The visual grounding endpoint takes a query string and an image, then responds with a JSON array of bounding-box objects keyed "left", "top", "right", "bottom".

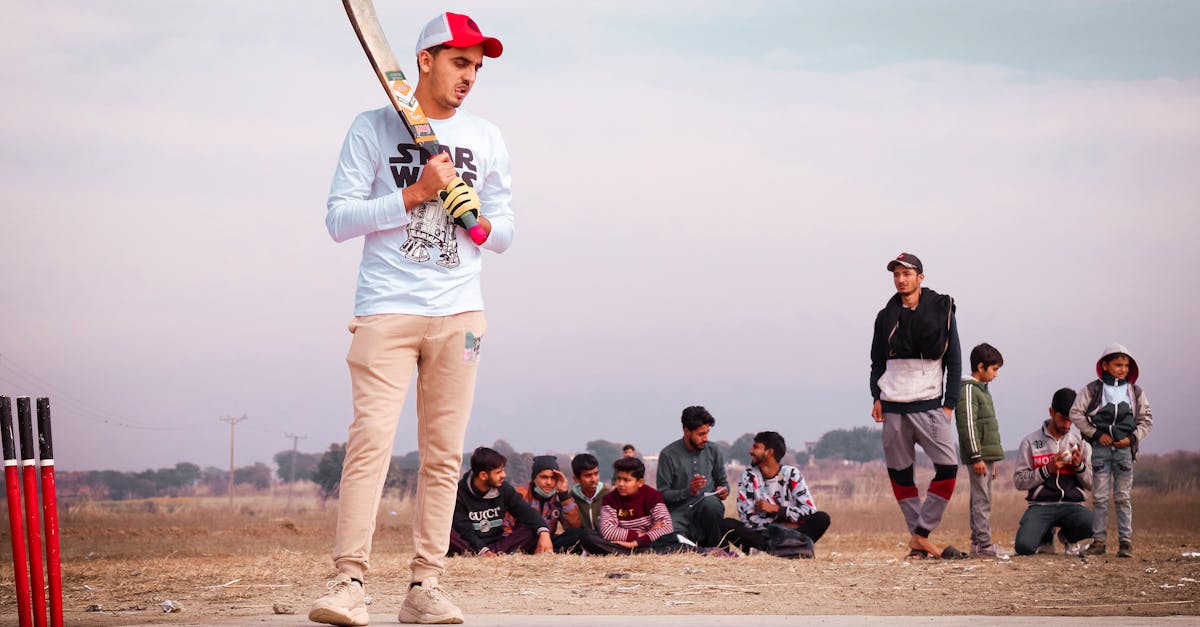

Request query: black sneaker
[
  {"left": 1117, "top": 541, "right": 1133, "bottom": 558},
  {"left": 1086, "top": 540, "right": 1107, "bottom": 556}
]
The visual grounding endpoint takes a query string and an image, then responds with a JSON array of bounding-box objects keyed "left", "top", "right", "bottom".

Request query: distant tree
[
  {"left": 385, "top": 450, "right": 421, "bottom": 495},
  {"left": 395, "top": 450, "right": 421, "bottom": 470},
  {"left": 147, "top": 463, "right": 200, "bottom": 495},
  {"left": 173, "top": 462, "right": 201, "bottom": 487},
  {"left": 274, "top": 450, "right": 321, "bottom": 484},
  {"left": 709, "top": 440, "right": 733, "bottom": 464},
  {"left": 235, "top": 462, "right": 272, "bottom": 490},
  {"left": 491, "top": 439, "right": 517, "bottom": 458},
  {"left": 784, "top": 448, "right": 810, "bottom": 467},
  {"left": 313, "top": 443, "right": 347, "bottom": 499},
  {"left": 813, "top": 427, "right": 883, "bottom": 462},
  {"left": 728, "top": 433, "right": 756, "bottom": 465},
  {"left": 200, "top": 466, "right": 228, "bottom": 495},
  {"left": 509, "top": 455, "right": 535, "bottom": 487},
  {"left": 126, "top": 474, "right": 157, "bottom": 500},
  {"left": 586, "top": 439, "right": 625, "bottom": 476}
]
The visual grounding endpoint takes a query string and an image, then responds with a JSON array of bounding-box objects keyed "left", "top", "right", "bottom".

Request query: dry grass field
[{"left": 2, "top": 463, "right": 1199, "bottom": 625}]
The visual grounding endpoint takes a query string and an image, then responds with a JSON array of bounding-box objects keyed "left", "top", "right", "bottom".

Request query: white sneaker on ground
[
  {"left": 309, "top": 573, "right": 368, "bottom": 626},
  {"left": 1064, "top": 541, "right": 1089, "bottom": 556},
  {"left": 398, "top": 577, "right": 464, "bottom": 625},
  {"left": 970, "top": 543, "right": 1011, "bottom": 558}
]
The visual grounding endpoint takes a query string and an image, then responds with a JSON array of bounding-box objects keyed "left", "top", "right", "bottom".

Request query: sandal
[
  {"left": 940, "top": 545, "right": 969, "bottom": 560},
  {"left": 905, "top": 548, "right": 931, "bottom": 560}
]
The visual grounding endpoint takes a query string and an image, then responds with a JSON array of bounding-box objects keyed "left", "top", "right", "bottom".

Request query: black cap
[
  {"left": 1051, "top": 388, "right": 1077, "bottom": 417},
  {"left": 531, "top": 455, "right": 559, "bottom": 479},
  {"left": 886, "top": 252, "right": 923, "bottom": 274}
]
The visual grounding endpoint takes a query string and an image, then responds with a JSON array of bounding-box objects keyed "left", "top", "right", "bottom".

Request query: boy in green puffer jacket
[{"left": 956, "top": 343, "right": 1008, "bottom": 558}]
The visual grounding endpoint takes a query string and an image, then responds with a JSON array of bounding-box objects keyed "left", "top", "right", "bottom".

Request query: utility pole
[
  {"left": 284, "top": 432, "right": 307, "bottom": 513},
  {"left": 219, "top": 414, "right": 248, "bottom": 509}
]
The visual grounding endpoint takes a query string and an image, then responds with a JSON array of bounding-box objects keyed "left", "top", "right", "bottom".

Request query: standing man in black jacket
[{"left": 869, "top": 253, "right": 962, "bottom": 559}]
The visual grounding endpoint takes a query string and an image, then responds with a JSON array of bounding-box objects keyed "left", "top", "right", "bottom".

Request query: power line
[{"left": 0, "top": 353, "right": 205, "bottom": 432}]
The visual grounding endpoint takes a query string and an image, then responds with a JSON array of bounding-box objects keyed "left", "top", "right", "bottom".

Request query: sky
[{"left": 2, "top": 1, "right": 1198, "bottom": 472}]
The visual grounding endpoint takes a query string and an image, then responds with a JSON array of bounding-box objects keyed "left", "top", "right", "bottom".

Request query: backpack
[{"left": 765, "top": 524, "right": 815, "bottom": 559}]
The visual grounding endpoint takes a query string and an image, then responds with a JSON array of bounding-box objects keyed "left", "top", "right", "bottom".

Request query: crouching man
[{"left": 1013, "top": 389, "right": 1094, "bottom": 556}]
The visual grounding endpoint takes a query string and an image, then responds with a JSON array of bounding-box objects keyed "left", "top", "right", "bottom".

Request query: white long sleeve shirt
[{"left": 327, "top": 106, "right": 514, "bottom": 316}]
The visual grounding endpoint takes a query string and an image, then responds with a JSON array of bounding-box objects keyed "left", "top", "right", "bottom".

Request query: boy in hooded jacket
[{"left": 1069, "top": 343, "right": 1154, "bottom": 557}]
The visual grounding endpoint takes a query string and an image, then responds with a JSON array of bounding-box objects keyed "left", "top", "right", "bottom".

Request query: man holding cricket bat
[{"left": 311, "top": 11, "right": 512, "bottom": 626}]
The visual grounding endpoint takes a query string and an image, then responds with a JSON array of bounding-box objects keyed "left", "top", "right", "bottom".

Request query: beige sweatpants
[{"left": 332, "top": 311, "right": 485, "bottom": 583}]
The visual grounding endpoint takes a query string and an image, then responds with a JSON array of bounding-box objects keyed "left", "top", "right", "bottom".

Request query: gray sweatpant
[
  {"left": 882, "top": 408, "right": 959, "bottom": 536},
  {"left": 968, "top": 461, "right": 994, "bottom": 546}
]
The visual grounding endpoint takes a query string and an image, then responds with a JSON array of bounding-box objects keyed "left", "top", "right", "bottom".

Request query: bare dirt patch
[{"left": 3, "top": 480, "right": 1199, "bottom": 625}]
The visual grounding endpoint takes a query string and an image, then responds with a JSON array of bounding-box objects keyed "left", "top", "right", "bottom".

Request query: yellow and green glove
[{"left": 439, "top": 177, "right": 488, "bottom": 245}]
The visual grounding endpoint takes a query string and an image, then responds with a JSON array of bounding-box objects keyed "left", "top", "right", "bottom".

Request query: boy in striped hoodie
[
  {"left": 955, "top": 343, "right": 1008, "bottom": 558},
  {"left": 599, "top": 457, "right": 686, "bottom": 553}
]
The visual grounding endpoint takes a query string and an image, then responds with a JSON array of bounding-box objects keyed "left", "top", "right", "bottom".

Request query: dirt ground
[{"left": 2, "top": 485, "right": 1199, "bottom": 625}]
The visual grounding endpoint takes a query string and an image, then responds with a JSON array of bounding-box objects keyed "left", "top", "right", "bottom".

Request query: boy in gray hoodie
[
  {"left": 1069, "top": 343, "right": 1154, "bottom": 557},
  {"left": 1013, "top": 388, "right": 1094, "bottom": 555}
]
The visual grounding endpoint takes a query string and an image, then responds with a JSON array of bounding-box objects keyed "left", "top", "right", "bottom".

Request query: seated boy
[
  {"left": 515, "top": 455, "right": 617, "bottom": 555},
  {"left": 720, "top": 431, "right": 830, "bottom": 556},
  {"left": 599, "top": 456, "right": 687, "bottom": 553},
  {"left": 1012, "top": 389, "right": 1094, "bottom": 556},
  {"left": 569, "top": 453, "right": 610, "bottom": 531},
  {"left": 449, "top": 447, "right": 551, "bottom": 556}
]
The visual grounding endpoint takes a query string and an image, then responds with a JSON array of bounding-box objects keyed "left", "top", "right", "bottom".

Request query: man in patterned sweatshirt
[
  {"left": 599, "top": 457, "right": 686, "bottom": 553},
  {"left": 1013, "top": 388, "right": 1094, "bottom": 556},
  {"left": 720, "top": 431, "right": 831, "bottom": 555}
]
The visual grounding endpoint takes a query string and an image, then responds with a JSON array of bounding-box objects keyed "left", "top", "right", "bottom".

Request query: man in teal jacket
[{"left": 656, "top": 406, "right": 729, "bottom": 547}]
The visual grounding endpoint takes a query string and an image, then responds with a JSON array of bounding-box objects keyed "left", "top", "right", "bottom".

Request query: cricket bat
[{"left": 342, "top": 0, "right": 488, "bottom": 245}]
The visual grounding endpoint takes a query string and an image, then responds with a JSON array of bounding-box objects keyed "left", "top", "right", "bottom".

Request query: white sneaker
[
  {"left": 398, "top": 577, "right": 464, "bottom": 624},
  {"left": 309, "top": 573, "right": 368, "bottom": 626},
  {"left": 1064, "top": 541, "right": 1090, "bottom": 556},
  {"left": 970, "top": 543, "right": 1011, "bottom": 558}
]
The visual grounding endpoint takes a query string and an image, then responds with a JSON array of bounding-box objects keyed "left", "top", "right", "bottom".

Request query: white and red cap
[{"left": 415, "top": 12, "right": 503, "bottom": 58}]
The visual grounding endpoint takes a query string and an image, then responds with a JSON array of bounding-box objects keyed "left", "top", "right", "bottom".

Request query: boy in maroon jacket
[{"left": 599, "top": 457, "right": 687, "bottom": 553}]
